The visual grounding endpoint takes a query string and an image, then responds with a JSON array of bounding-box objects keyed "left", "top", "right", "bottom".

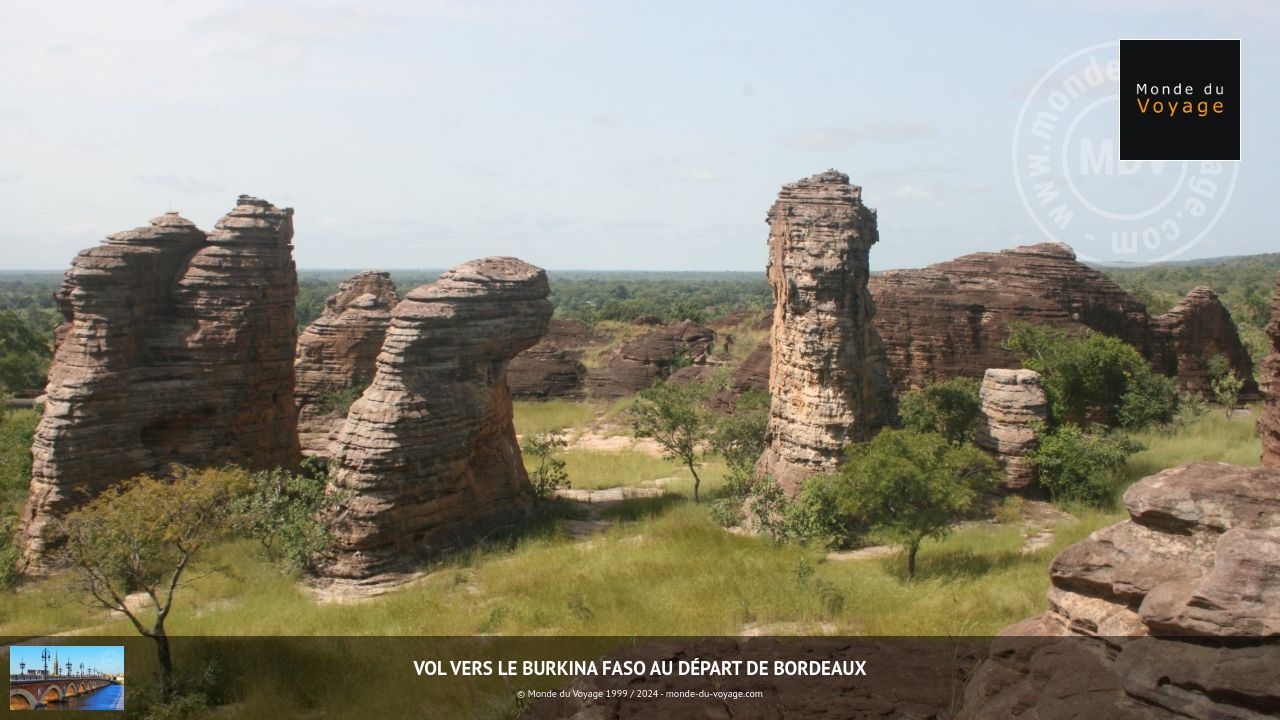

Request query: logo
[{"left": 1012, "top": 41, "right": 1238, "bottom": 264}]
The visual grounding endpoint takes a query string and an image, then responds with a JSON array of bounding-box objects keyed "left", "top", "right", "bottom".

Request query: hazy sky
[{"left": 2, "top": 1, "right": 1275, "bottom": 271}]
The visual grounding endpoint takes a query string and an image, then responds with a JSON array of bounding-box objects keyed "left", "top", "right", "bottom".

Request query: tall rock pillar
[{"left": 755, "top": 170, "right": 894, "bottom": 494}]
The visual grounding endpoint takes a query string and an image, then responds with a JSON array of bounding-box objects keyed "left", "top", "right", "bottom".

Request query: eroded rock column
[
  {"left": 320, "top": 257, "right": 552, "bottom": 587},
  {"left": 975, "top": 369, "right": 1047, "bottom": 489},
  {"left": 755, "top": 170, "right": 893, "bottom": 494},
  {"left": 1260, "top": 273, "right": 1280, "bottom": 467}
]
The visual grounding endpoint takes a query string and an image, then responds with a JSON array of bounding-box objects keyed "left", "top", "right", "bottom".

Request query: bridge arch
[
  {"left": 41, "top": 684, "right": 64, "bottom": 704},
  {"left": 65, "top": 683, "right": 79, "bottom": 697},
  {"left": 10, "top": 689, "right": 38, "bottom": 710}
]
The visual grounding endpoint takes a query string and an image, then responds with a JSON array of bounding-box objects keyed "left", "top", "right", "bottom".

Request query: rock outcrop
[
  {"left": 507, "top": 319, "right": 595, "bottom": 400},
  {"left": 584, "top": 320, "right": 716, "bottom": 399},
  {"left": 21, "top": 197, "right": 300, "bottom": 570},
  {"left": 755, "top": 170, "right": 894, "bottom": 494},
  {"left": 958, "top": 461, "right": 1280, "bottom": 719},
  {"left": 1259, "top": 274, "right": 1280, "bottom": 467},
  {"left": 975, "top": 369, "right": 1047, "bottom": 489},
  {"left": 294, "top": 271, "right": 399, "bottom": 455},
  {"left": 732, "top": 244, "right": 1259, "bottom": 400},
  {"left": 320, "top": 257, "right": 552, "bottom": 587},
  {"left": 1152, "top": 286, "right": 1259, "bottom": 400}
]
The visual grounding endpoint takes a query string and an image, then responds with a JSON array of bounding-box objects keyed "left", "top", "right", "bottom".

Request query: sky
[
  {"left": 9, "top": 645, "right": 124, "bottom": 675},
  {"left": 1, "top": 0, "right": 1275, "bottom": 271}
]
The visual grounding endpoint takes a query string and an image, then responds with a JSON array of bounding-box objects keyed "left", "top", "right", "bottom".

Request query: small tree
[
  {"left": 836, "top": 429, "right": 996, "bottom": 578},
  {"left": 232, "top": 458, "right": 342, "bottom": 573},
  {"left": 1206, "top": 354, "right": 1244, "bottom": 418},
  {"left": 59, "top": 467, "right": 248, "bottom": 702},
  {"left": 521, "top": 431, "right": 570, "bottom": 499},
  {"left": 1032, "top": 424, "right": 1140, "bottom": 507},
  {"left": 631, "top": 380, "right": 713, "bottom": 501},
  {"left": 898, "top": 377, "right": 982, "bottom": 445},
  {"left": 711, "top": 389, "right": 769, "bottom": 496}
]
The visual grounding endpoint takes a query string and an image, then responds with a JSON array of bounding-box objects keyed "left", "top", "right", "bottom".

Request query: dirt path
[{"left": 554, "top": 487, "right": 665, "bottom": 539}]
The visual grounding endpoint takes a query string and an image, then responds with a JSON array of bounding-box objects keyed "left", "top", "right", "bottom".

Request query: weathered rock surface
[
  {"left": 957, "top": 461, "right": 1280, "bottom": 720},
  {"left": 732, "top": 245, "right": 1259, "bottom": 402},
  {"left": 1260, "top": 273, "right": 1280, "bottom": 467},
  {"left": 975, "top": 368, "right": 1047, "bottom": 489},
  {"left": 507, "top": 319, "right": 596, "bottom": 400},
  {"left": 319, "top": 257, "right": 552, "bottom": 586},
  {"left": 755, "top": 170, "right": 894, "bottom": 494},
  {"left": 1152, "top": 286, "right": 1259, "bottom": 400},
  {"left": 20, "top": 197, "right": 300, "bottom": 571},
  {"left": 294, "top": 271, "right": 399, "bottom": 455},
  {"left": 584, "top": 320, "right": 716, "bottom": 399}
]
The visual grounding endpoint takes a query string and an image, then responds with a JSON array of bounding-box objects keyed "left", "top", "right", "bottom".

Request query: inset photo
[{"left": 9, "top": 645, "right": 124, "bottom": 711}]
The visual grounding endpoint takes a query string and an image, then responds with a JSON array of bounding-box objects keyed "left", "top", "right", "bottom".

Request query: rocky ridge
[
  {"left": 318, "top": 257, "right": 552, "bottom": 587},
  {"left": 20, "top": 197, "right": 300, "bottom": 571}
]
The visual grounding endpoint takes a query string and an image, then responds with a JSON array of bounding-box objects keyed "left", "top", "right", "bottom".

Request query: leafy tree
[
  {"left": 898, "top": 377, "right": 982, "bottom": 445},
  {"left": 0, "top": 310, "right": 51, "bottom": 394},
  {"left": 835, "top": 429, "right": 996, "bottom": 578},
  {"left": 59, "top": 467, "right": 249, "bottom": 702},
  {"left": 231, "top": 459, "right": 341, "bottom": 573},
  {"left": 520, "top": 431, "right": 570, "bottom": 499},
  {"left": 1206, "top": 354, "right": 1244, "bottom": 417},
  {"left": 711, "top": 389, "right": 769, "bottom": 496},
  {"left": 1004, "top": 323, "right": 1178, "bottom": 429},
  {"left": 1032, "top": 424, "right": 1141, "bottom": 506},
  {"left": 630, "top": 380, "right": 714, "bottom": 501}
]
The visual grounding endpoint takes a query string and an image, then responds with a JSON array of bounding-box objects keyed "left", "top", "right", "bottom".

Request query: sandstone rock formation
[
  {"left": 507, "top": 319, "right": 595, "bottom": 400},
  {"left": 293, "top": 271, "right": 399, "bottom": 454},
  {"left": 958, "top": 461, "right": 1280, "bottom": 719},
  {"left": 733, "top": 244, "right": 1258, "bottom": 400},
  {"left": 1151, "top": 286, "right": 1259, "bottom": 400},
  {"left": 320, "top": 257, "right": 552, "bottom": 587},
  {"left": 755, "top": 170, "right": 894, "bottom": 494},
  {"left": 21, "top": 197, "right": 300, "bottom": 570},
  {"left": 975, "top": 368, "right": 1047, "bottom": 489},
  {"left": 584, "top": 320, "right": 716, "bottom": 399},
  {"left": 1259, "top": 273, "right": 1280, "bottom": 467}
]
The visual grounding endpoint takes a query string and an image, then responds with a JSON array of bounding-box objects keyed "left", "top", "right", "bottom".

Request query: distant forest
[{"left": 2, "top": 254, "right": 1278, "bottom": 395}]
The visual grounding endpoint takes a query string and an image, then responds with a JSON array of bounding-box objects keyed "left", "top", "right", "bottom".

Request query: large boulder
[
  {"left": 1151, "top": 286, "right": 1259, "bottom": 400},
  {"left": 318, "top": 257, "right": 552, "bottom": 588},
  {"left": 584, "top": 320, "right": 716, "bottom": 400},
  {"left": 293, "top": 271, "right": 399, "bottom": 455},
  {"left": 957, "top": 461, "right": 1280, "bottom": 720},
  {"left": 755, "top": 170, "right": 894, "bottom": 494},
  {"left": 507, "top": 319, "right": 596, "bottom": 400},
  {"left": 20, "top": 197, "right": 300, "bottom": 571}
]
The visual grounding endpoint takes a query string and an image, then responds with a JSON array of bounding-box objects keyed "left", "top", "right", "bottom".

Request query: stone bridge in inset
[{"left": 9, "top": 675, "right": 117, "bottom": 709}]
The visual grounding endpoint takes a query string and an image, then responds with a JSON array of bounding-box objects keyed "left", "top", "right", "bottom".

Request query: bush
[
  {"left": 1004, "top": 323, "right": 1178, "bottom": 429},
  {"left": 711, "top": 389, "right": 769, "bottom": 497},
  {"left": 521, "top": 431, "right": 570, "bottom": 499},
  {"left": 1032, "top": 424, "right": 1142, "bottom": 507},
  {"left": 782, "top": 473, "right": 846, "bottom": 547},
  {"left": 707, "top": 498, "right": 743, "bottom": 528},
  {"left": 317, "top": 386, "right": 364, "bottom": 417},
  {"left": 898, "top": 377, "right": 981, "bottom": 445},
  {"left": 0, "top": 513, "right": 21, "bottom": 589},
  {"left": 232, "top": 459, "right": 341, "bottom": 573}
]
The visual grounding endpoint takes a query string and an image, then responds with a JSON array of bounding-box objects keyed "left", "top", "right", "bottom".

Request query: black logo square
[{"left": 1120, "top": 39, "right": 1239, "bottom": 160}]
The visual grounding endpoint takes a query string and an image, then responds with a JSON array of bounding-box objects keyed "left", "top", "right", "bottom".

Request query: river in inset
[{"left": 48, "top": 684, "right": 124, "bottom": 710}]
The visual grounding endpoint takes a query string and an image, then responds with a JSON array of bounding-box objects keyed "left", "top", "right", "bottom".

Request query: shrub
[
  {"left": 317, "top": 386, "right": 364, "bottom": 417},
  {"left": 898, "top": 377, "right": 982, "bottom": 445},
  {"left": 1207, "top": 354, "right": 1244, "bottom": 418},
  {"left": 1032, "top": 424, "right": 1141, "bottom": 507},
  {"left": 1004, "top": 323, "right": 1178, "bottom": 429},
  {"left": 836, "top": 429, "right": 997, "bottom": 578},
  {"left": 782, "top": 473, "right": 846, "bottom": 546},
  {"left": 708, "top": 498, "right": 743, "bottom": 528},
  {"left": 521, "top": 431, "right": 570, "bottom": 499},
  {"left": 631, "top": 380, "right": 714, "bottom": 501},
  {"left": 0, "top": 514, "right": 21, "bottom": 589},
  {"left": 711, "top": 389, "right": 769, "bottom": 497},
  {"left": 232, "top": 458, "right": 341, "bottom": 573}
]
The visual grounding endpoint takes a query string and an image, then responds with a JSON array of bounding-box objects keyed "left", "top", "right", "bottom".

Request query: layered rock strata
[
  {"left": 21, "top": 197, "right": 300, "bottom": 570},
  {"left": 584, "top": 320, "right": 716, "bottom": 399},
  {"left": 958, "top": 461, "right": 1280, "bottom": 719},
  {"left": 1151, "top": 286, "right": 1259, "bottom": 400},
  {"left": 320, "top": 257, "right": 552, "bottom": 586},
  {"left": 1259, "top": 273, "right": 1280, "bottom": 467},
  {"left": 294, "top": 271, "right": 399, "bottom": 454},
  {"left": 975, "top": 368, "right": 1047, "bottom": 489},
  {"left": 755, "top": 170, "right": 894, "bottom": 494},
  {"left": 507, "top": 319, "right": 596, "bottom": 400}
]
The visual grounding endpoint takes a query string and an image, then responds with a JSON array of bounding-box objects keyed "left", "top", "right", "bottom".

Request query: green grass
[
  {"left": 512, "top": 400, "right": 600, "bottom": 437},
  {"left": 1120, "top": 405, "right": 1262, "bottom": 486}
]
